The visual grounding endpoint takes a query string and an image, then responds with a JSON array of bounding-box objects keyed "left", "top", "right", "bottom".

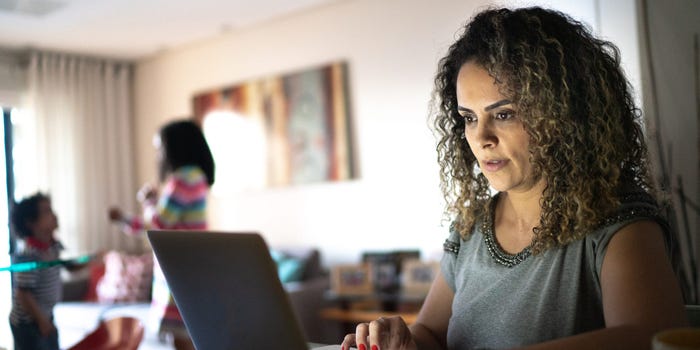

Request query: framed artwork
[
  {"left": 400, "top": 259, "right": 439, "bottom": 296},
  {"left": 192, "top": 61, "right": 356, "bottom": 192},
  {"left": 331, "top": 263, "right": 373, "bottom": 296},
  {"left": 362, "top": 250, "right": 420, "bottom": 294}
]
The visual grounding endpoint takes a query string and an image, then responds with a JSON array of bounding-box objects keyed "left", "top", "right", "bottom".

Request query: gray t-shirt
[{"left": 441, "top": 192, "right": 667, "bottom": 349}]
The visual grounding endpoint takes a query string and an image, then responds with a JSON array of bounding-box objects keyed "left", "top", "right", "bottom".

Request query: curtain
[{"left": 21, "top": 51, "right": 141, "bottom": 256}]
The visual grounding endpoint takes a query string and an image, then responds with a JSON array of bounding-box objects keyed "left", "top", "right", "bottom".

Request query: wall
[
  {"left": 639, "top": 0, "right": 700, "bottom": 300},
  {"left": 133, "top": 0, "right": 637, "bottom": 266},
  {"left": 0, "top": 49, "right": 27, "bottom": 107}
]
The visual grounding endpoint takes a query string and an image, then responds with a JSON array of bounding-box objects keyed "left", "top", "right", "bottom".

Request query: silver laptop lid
[{"left": 147, "top": 230, "right": 309, "bottom": 350}]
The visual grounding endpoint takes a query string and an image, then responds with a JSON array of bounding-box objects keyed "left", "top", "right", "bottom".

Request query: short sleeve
[
  {"left": 441, "top": 224, "right": 461, "bottom": 292},
  {"left": 587, "top": 198, "right": 668, "bottom": 284}
]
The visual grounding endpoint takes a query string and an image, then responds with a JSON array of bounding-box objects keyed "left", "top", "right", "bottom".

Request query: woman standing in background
[{"left": 109, "top": 119, "right": 215, "bottom": 350}]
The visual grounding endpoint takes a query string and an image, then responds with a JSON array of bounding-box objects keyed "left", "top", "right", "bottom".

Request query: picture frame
[
  {"left": 400, "top": 259, "right": 439, "bottom": 296},
  {"left": 330, "top": 263, "right": 374, "bottom": 296},
  {"left": 362, "top": 250, "right": 420, "bottom": 294}
]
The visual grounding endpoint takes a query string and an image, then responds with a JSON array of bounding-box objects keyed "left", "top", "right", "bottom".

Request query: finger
[
  {"left": 386, "top": 316, "right": 410, "bottom": 349},
  {"left": 341, "top": 333, "right": 356, "bottom": 350},
  {"left": 355, "top": 323, "right": 369, "bottom": 350},
  {"left": 369, "top": 317, "right": 388, "bottom": 349}
]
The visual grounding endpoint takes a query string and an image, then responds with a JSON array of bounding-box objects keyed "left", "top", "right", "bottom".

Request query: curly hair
[
  {"left": 431, "top": 7, "right": 657, "bottom": 254},
  {"left": 11, "top": 192, "right": 50, "bottom": 239}
]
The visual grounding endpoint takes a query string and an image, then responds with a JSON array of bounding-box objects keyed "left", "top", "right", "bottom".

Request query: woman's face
[{"left": 455, "top": 61, "right": 541, "bottom": 194}]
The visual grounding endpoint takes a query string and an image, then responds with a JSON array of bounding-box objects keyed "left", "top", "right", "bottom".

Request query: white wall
[
  {"left": 0, "top": 49, "right": 26, "bottom": 108},
  {"left": 133, "top": 0, "right": 639, "bottom": 266}
]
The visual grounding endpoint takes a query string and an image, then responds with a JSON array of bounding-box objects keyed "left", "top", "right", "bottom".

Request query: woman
[
  {"left": 342, "top": 7, "right": 687, "bottom": 350},
  {"left": 109, "top": 119, "right": 215, "bottom": 350}
]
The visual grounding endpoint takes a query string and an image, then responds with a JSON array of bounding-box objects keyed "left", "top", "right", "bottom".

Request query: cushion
[
  {"left": 83, "top": 261, "right": 106, "bottom": 301},
  {"left": 270, "top": 250, "right": 305, "bottom": 283},
  {"left": 96, "top": 251, "right": 153, "bottom": 303}
]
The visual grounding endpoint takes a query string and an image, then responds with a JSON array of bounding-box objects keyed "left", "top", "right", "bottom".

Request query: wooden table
[
  {"left": 319, "top": 307, "right": 419, "bottom": 324},
  {"left": 319, "top": 291, "right": 425, "bottom": 335}
]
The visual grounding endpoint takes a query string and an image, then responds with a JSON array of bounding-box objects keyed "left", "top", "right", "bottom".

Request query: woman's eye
[
  {"left": 462, "top": 114, "right": 477, "bottom": 124},
  {"left": 495, "top": 110, "right": 515, "bottom": 120}
]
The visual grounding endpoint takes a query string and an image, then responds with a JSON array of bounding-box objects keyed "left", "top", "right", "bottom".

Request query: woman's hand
[
  {"left": 341, "top": 316, "right": 418, "bottom": 350},
  {"left": 108, "top": 207, "right": 123, "bottom": 222}
]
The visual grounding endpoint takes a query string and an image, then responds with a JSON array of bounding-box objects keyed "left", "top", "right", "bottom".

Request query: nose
[{"left": 469, "top": 119, "right": 497, "bottom": 149}]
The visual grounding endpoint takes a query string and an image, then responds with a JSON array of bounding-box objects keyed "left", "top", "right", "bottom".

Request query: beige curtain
[{"left": 21, "top": 51, "right": 141, "bottom": 256}]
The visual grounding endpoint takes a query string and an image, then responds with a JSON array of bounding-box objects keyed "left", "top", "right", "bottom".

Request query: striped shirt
[
  {"left": 123, "top": 165, "right": 208, "bottom": 232},
  {"left": 10, "top": 239, "right": 64, "bottom": 325}
]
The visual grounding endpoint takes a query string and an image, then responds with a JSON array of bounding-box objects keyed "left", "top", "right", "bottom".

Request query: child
[{"left": 8, "top": 192, "right": 92, "bottom": 350}]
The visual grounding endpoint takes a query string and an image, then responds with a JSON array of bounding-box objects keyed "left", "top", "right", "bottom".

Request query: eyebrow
[
  {"left": 485, "top": 99, "right": 511, "bottom": 111},
  {"left": 457, "top": 99, "right": 512, "bottom": 113}
]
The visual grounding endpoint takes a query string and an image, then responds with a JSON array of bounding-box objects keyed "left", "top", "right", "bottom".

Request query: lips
[{"left": 482, "top": 159, "right": 508, "bottom": 172}]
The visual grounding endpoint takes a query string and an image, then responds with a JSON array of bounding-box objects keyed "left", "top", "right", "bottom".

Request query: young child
[{"left": 8, "top": 192, "right": 92, "bottom": 350}]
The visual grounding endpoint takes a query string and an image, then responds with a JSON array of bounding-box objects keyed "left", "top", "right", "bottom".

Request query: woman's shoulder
[
  {"left": 601, "top": 188, "right": 665, "bottom": 229},
  {"left": 586, "top": 187, "right": 668, "bottom": 246}
]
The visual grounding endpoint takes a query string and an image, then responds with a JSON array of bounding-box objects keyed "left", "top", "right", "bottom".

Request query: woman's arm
[
  {"left": 109, "top": 177, "right": 185, "bottom": 233},
  {"left": 410, "top": 273, "right": 453, "bottom": 349},
  {"left": 516, "top": 220, "right": 687, "bottom": 350}
]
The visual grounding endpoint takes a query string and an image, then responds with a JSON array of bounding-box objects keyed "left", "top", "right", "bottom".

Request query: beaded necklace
[
  {"left": 482, "top": 196, "right": 533, "bottom": 268},
  {"left": 443, "top": 191, "right": 664, "bottom": 268}
]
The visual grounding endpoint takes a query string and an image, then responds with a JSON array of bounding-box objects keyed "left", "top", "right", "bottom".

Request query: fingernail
[
  {"left": 372, "top": 346, "right": 379, "bottom": 350},
  {"left": 359, "top": 344, "right": 366, "bottom": 350}
]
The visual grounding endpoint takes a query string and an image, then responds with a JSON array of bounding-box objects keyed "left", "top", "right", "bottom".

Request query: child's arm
[
  {"left": 63, "top": 252, "right": 104, "bottom": 272},
  {"left": 14, "top": 288, "right": 55, "bottom": 336},
  {"left": 63, "top": 262, "right": 86, "bottom": 272}
]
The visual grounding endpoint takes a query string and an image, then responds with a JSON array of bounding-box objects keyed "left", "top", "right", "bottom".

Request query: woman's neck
[{"left": 497, "top": 181, "right": 546, "bottom": 240}]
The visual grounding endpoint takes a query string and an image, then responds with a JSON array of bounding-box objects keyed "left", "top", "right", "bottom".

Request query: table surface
[
  {"left": 319, "top": 306, "right": 419, "bottom": 324},
  {"left": 324, "top": 290, "right": 428, "bottom": 303}
]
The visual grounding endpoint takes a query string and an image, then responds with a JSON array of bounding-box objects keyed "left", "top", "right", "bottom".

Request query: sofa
[{"left": 54, "top": 247, "right": 330, "bottom": 349}]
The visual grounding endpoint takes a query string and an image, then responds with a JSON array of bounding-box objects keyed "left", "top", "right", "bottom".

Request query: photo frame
[
  {"left": 400, "top": 259, "right": 439, "bottom": 296},
  {"left": 362, "top": 250, "right": 420, "bottom": 294},
  {"left": 330, "top": 263, "right": 374, "bottom": 296}
]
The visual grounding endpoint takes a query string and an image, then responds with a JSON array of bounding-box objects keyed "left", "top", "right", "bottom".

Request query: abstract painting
[{"left": 193, "top": 61, "right": 356, "bottom": 191}]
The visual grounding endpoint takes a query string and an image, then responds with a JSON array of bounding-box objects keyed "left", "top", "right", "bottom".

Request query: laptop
[{"left": 147, "top": 230, "right": 344, "bottom": 350}]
